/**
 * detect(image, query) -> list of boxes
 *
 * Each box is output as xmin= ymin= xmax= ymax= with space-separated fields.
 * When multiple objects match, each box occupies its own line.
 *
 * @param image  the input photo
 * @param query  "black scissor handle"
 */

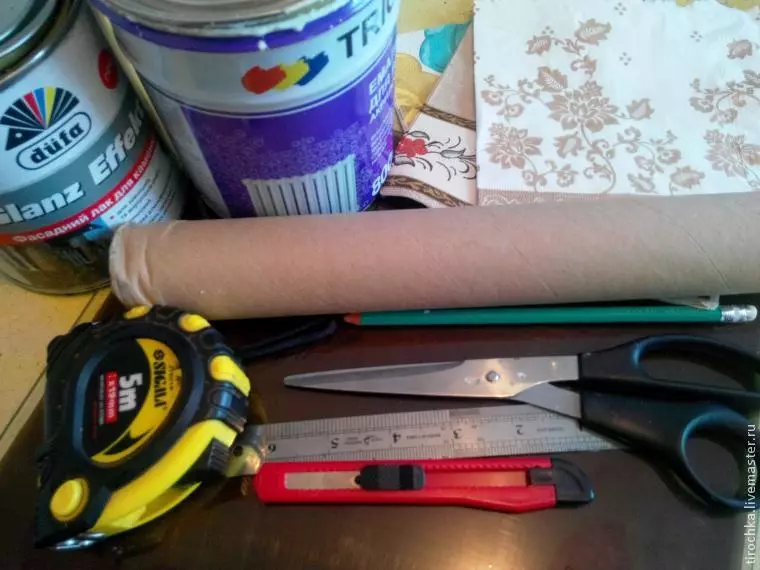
xmin=581 ymin=391 xmax=752 ymax=511
xmin=578 ymin=335 xmax=760 ymax=413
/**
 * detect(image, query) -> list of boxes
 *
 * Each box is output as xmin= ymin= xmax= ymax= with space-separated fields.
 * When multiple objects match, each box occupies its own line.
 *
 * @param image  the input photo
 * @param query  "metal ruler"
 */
xmin=262 ymin=404 xmax=618 ymax=462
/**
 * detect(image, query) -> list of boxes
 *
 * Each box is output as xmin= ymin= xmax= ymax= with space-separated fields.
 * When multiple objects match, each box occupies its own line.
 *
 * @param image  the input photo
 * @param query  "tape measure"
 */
xmin=35 ymin=305 xmax=256 ymax=550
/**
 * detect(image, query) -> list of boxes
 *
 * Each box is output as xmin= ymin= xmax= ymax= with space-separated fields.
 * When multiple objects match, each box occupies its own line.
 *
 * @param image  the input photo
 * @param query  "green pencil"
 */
xmin=344 ymin=304 xmax=758 ymax=327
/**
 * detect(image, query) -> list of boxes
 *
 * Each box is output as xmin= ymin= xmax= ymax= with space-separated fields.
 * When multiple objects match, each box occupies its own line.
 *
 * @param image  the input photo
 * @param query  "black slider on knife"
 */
xmin=357 ymin=464 xmax=425 ymax=491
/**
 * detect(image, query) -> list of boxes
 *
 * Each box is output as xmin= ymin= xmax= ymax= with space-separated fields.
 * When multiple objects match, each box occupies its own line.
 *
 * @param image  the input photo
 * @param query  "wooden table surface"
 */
xmin=2 ymin=303 xmax=758 ymax=570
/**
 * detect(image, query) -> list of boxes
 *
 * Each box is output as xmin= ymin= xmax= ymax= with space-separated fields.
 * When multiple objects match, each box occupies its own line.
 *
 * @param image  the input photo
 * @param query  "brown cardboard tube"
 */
xmin=110 ymin=193 xmax=760 ymax=319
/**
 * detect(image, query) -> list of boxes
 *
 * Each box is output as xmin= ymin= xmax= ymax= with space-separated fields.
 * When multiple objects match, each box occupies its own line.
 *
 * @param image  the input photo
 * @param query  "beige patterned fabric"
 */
xmin=474 ymin=0 xmax=760 ymax=205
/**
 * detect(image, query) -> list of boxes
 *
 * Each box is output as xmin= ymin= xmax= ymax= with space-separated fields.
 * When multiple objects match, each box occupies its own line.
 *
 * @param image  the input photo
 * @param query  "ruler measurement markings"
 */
xmin=261 ymin=405 xmax=619 ymax=463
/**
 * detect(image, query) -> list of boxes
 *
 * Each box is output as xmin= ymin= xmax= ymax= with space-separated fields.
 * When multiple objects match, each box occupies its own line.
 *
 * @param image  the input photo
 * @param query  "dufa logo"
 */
xmin=0 ymin=87 xmax=91 ymax=170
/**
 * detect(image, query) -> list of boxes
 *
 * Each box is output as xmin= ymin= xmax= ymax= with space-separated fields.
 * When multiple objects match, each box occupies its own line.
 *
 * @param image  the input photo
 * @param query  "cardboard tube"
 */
xmin=110 ymin=193 xmax=760 ymax=319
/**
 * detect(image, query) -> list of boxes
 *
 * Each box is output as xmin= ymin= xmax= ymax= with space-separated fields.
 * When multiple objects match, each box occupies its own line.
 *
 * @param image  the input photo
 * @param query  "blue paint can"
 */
xmin=91 ymin=0 xmax=400 ymax=217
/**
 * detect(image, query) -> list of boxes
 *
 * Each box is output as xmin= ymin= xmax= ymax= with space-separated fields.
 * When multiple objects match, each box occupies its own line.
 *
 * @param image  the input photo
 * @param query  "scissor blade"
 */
xmin=511 ymin=383 xmax=582 ymax=420
xmin=284 ymin=356 xmax=579 ymax=399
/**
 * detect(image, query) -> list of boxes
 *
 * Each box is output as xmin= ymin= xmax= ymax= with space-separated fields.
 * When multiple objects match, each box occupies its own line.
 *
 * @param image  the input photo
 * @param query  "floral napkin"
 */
xmin=474 ymin=0 xmax=760 ymax=205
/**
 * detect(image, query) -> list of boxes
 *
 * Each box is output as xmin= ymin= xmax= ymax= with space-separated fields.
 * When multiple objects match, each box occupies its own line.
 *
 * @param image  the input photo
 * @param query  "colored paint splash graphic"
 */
xmin=241 ymin=52 xmax=329 ymax=94
xmin=0 ymin=87 xmax=79 ymax=150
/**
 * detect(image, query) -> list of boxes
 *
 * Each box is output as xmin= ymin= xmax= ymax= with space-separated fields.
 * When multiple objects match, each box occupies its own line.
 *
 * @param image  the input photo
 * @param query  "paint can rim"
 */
xmin=90 ymin=0 xmax=358 ymax=39
xmin=0 ymin=0 xmax=81 ymax=90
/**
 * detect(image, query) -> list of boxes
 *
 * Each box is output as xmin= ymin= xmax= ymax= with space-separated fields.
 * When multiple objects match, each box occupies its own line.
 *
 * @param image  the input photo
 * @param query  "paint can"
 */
xmin=91 ymin=0 xmax=399 ymax=218
xmin=0 ymin=0 xmax=185 ymax=293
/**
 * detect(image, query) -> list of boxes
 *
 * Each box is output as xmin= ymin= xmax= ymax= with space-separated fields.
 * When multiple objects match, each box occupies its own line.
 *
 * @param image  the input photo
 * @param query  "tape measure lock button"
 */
xmin=50 ymin=479 xmax=89 ymax=522
xmin=209 ymin=355 xmax=251 ymax=397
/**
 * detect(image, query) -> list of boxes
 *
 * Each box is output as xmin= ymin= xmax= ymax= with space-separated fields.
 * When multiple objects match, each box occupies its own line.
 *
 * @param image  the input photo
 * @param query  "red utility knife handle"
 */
xmin=253 ymin=456 xmax=593 ymax=513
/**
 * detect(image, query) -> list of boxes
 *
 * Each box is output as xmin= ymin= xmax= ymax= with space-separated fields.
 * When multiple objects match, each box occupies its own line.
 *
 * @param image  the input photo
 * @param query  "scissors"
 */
xmin=285 ymin=334 xmax=760 ymax=511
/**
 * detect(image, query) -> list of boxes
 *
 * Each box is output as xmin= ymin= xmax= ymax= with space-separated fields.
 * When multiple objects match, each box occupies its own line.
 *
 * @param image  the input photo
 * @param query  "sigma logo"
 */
xmin=0 ymin=87 xmax=91 ymax=170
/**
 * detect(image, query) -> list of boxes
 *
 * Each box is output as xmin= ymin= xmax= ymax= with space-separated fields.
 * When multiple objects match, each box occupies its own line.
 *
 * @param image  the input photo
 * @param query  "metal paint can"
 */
xmin=0 ymin=0 xmax=185 ymax=293
xmin=91 ymin=0 xmax=399 ymax=218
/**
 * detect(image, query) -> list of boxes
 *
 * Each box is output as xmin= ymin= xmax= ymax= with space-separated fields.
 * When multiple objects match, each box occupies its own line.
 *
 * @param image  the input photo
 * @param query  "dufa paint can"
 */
xmin=91 ymin=0 xmax=399 ymax=218
xmin=0 ymin=0 xmax=185 ymax=293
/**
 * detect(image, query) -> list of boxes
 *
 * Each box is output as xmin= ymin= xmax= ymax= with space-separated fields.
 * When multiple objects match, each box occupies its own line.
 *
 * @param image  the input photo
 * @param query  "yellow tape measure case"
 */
xmin=35 ymin=306 xmax=251 ymax=549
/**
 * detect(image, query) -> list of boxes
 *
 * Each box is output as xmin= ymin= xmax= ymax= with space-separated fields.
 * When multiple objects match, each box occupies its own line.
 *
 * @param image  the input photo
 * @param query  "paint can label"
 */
xmin=0 ymin=8 xmax=184 ymax=291
xmin=108 ymin=0 xmax=398 ymax=217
